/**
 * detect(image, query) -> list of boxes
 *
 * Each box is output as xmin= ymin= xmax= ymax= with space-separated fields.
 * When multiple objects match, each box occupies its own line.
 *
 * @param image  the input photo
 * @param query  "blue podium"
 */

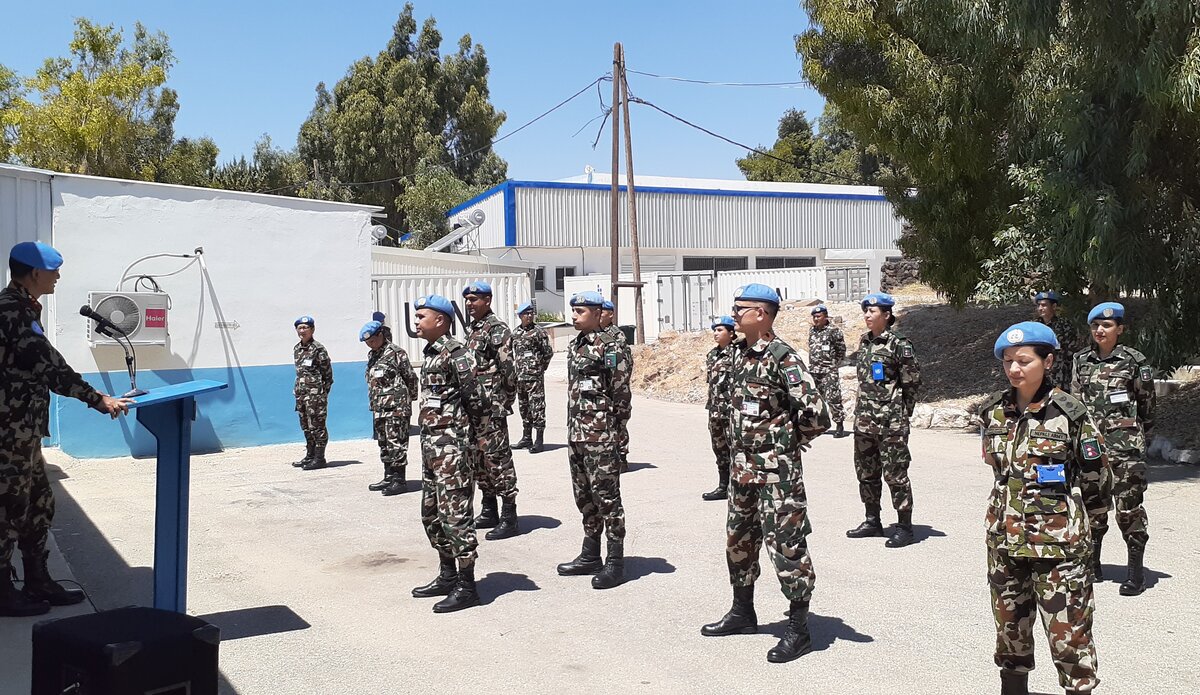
xmin=127 ymin=380 xmax=227 ymax=613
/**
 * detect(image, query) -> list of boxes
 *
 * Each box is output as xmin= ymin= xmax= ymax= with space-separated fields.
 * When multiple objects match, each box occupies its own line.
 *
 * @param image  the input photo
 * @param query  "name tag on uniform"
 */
xmin=741 ymin=401 xmax=761 ymax=417
xmin=578 ymin=378 xmax=596 ymax=392
xmin=303 ymin=359 xmax=314 ymax=367
xmin=871 ymin=362 xmax=885 ymax=381
xmin=1036 ymin=464 xmax=1066 ymax=484
xmin=426 ymin=396 xmax=441 ymax=409
xmin=1109 ymin=391 xmax=1131 ymax=404
xmin=370 ymin=367 xmax=386 ymax=378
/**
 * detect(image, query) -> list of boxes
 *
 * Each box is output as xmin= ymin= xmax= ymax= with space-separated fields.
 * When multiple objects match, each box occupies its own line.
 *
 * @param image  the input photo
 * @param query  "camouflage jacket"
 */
xmin=853 ymin=329 xmax=921 ymax=435
xmin=512 ymin=323 xmax=554 ymax=381
xmin=705 ymin=344 xmax=735 ymax=416
xmin=566 ymin=329 xmax=632 ymax=444
xmin=807 ymin=323 xmax=846 ymax=374
xmin=419 ymin=334 xmax=483 ymax=487
xmin=0 ymin=283 xmax=104 ymax=437
xmin=1071 ymin=344 xmax=1155 ymax=453
xmin=730 ymin=336 xmax=830 ymax=486
xmin=466 ymin=312 xmax=517 ymax=415
xmin=366 ymin=341 xmax=418 ymax=418
xmin=605 ymin=324 xmax=627 ymax=346
xmin=294 ymin=339 xmax=333 ymax=400
xmin=980 ymin=386 xmax=1112 ymax=559
xmin=1036 ymin=315 xmax=1079 ymax=385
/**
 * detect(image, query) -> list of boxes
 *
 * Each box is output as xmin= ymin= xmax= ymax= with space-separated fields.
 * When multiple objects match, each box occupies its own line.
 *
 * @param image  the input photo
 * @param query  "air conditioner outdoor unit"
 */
xmin=86 ymin=291 xmax=169 ymax=347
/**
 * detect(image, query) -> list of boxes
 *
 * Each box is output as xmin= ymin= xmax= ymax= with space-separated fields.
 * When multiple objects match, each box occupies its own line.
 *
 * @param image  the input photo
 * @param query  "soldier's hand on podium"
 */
xmin=97 ymin=394 xmax=134 ymax=418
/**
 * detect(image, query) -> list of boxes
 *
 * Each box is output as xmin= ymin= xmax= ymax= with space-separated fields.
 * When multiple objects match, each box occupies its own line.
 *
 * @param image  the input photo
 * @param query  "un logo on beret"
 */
xmin=868 ymin=297 xmax=878 ymax=305
xmin=1103 ymin=308 xmax=1114 ymax=318
xmin=735 ymin=285 xmax=746 ymax=297
xmin=416 ymin=296 xmax=428 ymax=307
xmin=1007 ymin=328 xmax=1024 ymax=344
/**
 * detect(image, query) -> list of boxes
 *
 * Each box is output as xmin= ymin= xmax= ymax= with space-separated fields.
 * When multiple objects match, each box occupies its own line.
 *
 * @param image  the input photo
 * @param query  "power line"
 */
xmin=627 ymin=68 xmax=811 ymax=89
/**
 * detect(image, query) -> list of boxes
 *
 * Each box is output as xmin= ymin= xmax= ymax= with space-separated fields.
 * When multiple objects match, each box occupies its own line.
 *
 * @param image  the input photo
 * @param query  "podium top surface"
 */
xmin=128 ymin=380 xmax=228 ymax=409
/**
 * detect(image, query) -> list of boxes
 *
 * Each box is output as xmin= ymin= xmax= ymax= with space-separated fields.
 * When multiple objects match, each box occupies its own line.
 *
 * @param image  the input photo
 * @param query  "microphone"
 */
xmin=79 ymin=305 xmax=124 ymax=335
xmin=79 ymin=305 xmax=147 ymax=397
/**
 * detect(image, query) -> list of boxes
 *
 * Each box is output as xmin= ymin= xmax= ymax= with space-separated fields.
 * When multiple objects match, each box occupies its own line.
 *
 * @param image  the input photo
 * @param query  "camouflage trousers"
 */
xmin=296 ymin=395 xmax=329 ymax=448
xmin=853 ymin=431 xmax=914 ymax=512
xmin=988 ymin=546 xmax=1098 ymax=692
xmin=470 ymin=415 xmax=519 ymax=499
xmin=0 ymin=436 xmax=54 ymax=572
xmin=811 ymin=371 xmax=845 ymax=423
xmin=708 ymin=415 xmax=731 ymax=476
xmin=1090 ymin=449 xmax=1149 ymax=552
xmin=516 ymin=378 xmax=547 ymax=430
xmin=568 ymin=441 xmax=626 ymax=543
xmin=373 ymin=414 xmax=410 ymax=471
xmin=726 ymin=480 xmax=815 ymax=602
xmin=618 ymin=417 xmax=630 ymax=457
xmin=420 ymin=457 xmax=477 ymax=570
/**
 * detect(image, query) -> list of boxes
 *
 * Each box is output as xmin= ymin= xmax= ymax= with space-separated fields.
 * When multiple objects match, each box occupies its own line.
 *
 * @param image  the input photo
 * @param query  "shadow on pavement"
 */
xmin=479 ymin=571 xmax=539 ymax=604
xmin=625 ymin=556 xmax=676 ymax=582
xmin=761 ymin=612 xmax=874 ymax=652
xmin=908 ymin=524 xmax=948 ymax=543
xmin=623 ymin=462 xmax=657 ymax=473
xmin=315 ymin=459 xmax=364 ymax=469
xmin=1148 ymin=460 xmax=1200 ymax=483
xmin=515 ymin=514 xmax=562 ymax=535
xmin=196 ymin=605 xmax=311 ymax=641
xmin=1098 ymin=563 xmax=1171 ymax=590
xmin=520 ymin=443 xmax=568 ymax=454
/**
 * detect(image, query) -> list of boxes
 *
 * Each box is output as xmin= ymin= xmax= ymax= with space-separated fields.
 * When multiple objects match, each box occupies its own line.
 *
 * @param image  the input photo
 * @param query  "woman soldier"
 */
xmin=981 ymin=322 xmax=1111 ymax=695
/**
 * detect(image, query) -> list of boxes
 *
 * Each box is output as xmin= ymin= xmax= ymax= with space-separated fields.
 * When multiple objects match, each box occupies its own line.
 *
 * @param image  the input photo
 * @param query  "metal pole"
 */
xmin=619 ymin=45 xmax=645 ymax=345
xmin=609 ymin=43 xmax=622 ymax=313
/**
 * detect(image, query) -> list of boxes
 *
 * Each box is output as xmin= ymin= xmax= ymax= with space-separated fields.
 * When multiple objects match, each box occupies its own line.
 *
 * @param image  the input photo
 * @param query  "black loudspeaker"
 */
xmin=31 ymin=606 xmax=220 ymax=695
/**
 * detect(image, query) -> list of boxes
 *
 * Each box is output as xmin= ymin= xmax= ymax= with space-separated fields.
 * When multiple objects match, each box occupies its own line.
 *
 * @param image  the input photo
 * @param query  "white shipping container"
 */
xmin=372 ymin=273 xmax=532 ymax=364
xmin=715 ymin=268 xmax=827 ymax=313
xmin=372 ymin=246 xmax=534 ymax=277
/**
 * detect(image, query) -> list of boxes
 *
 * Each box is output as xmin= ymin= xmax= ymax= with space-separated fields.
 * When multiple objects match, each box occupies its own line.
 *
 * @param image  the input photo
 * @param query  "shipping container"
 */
xmin=715 ymin=268 xmax=826 ymax=312
xmin=372 ymin=246 xmax=534 ymax=277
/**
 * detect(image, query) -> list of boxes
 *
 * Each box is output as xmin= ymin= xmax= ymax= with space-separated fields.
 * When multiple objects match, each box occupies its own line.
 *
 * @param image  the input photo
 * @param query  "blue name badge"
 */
xmin=871 ymin=361 xmax=885 ymax=381
xmin=1036 ymin=464 xmax=1066 ymax=485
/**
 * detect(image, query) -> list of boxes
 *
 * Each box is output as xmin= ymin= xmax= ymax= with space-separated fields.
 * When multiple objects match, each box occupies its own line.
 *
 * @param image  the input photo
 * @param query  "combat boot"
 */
xmin=766 ymin=600 xmax=813 ymax=663
xmin=834 ymin=421 xmax=847 ymax=438
xmin=433 ymin=566 xmax=480 ymax=613
xmin=368 ymin=463 xmax=392 ymax=492
xmin=512 ymin=427 xmax=532 ymax=449
xmin=1119 ymin=545 xmax=1146 ymax=596
xmin=999 ymin=669 xmax=1029 ymax=695
xmin=1092 ymin=536 xmax=1104 ymax=581
xmin=486 ymin=499 xmax=520 ymax=540
xmin=530 ymin=429 xmax=545 ymax=453
xmin=1 ymin=569 xmax=50 ymax=617
xmin=381 ymin=466 xmax=409 ymax=496
xmin=885 ymin=510 xmax=915 ymax=548
xmin=620 ymin=453 xmax=629 ymax=475
xmin=591 ymin=540 xmax=625 ymax=590
xmin=846 ymin=505 xmax=885 ymax=538
xmin=301 ymin=445 xmax=327 ymax=470
xmin=20 ymin=553 xmax=85 ymax=606
xmin=412 ymin=556 xmax=457 ymax=598
xmin=475 ymin=496 xmax=499 ymax=529
xmin=701 ymin=470 xmax=729 ymax=501
xmin=557 ymin=536 xmax=603 ymax=576
xmin=701 ymin=585 xmax=757 ymax=636
xmin=292 ymin=440 xmax=313 ymax=468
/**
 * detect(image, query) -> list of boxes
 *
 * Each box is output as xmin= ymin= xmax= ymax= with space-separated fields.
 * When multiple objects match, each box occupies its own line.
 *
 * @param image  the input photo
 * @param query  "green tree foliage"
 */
xmin=298 ymin=3 xmax=507 ymax=245
xmin=737 ymin=105 xmax=891 ymax=185
xmin=798 ymin=1 xmax=1200 ymax=367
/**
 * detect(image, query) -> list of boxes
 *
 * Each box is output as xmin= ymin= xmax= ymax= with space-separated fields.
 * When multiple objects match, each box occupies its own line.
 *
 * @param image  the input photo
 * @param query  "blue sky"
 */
xmin=3 ymin=1 xmax=826 ymax=181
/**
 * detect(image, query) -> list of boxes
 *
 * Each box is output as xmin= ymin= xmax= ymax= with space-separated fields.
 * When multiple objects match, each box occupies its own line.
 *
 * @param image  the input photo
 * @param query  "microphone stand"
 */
xmin=95 ymin=323 xmax=148 ymax=397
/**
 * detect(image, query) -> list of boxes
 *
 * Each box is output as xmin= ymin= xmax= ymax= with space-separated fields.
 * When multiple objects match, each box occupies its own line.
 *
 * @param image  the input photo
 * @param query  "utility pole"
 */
xmin=609 ymin=43 xmax=622 ymax=313
xmin=619 ymin=44 xmax=645 ymax=345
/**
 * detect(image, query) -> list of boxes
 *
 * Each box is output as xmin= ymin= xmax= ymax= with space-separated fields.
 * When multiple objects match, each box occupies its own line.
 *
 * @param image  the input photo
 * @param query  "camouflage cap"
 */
xmin=994 ymin=321 xmax=1059 ymax=359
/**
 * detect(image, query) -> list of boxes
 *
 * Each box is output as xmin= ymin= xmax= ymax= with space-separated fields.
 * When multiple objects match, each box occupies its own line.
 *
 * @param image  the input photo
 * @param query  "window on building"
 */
xmin=756 ymin=256 xmax=817 ymax=269
xmin=555 ymin=266 xmax=576 ymax=291
xmin=682 ymin=256 xmax=749 ymax=272
xmin=535 ymin=267 xmax=545 ymax=291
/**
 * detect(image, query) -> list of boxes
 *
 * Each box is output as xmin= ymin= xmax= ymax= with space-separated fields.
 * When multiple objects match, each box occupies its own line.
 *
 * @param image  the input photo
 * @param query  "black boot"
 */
xmin=512 ymin=428 xmax=532 ymax=450
xmin=411 ymin=556 xmax=457 ymax=598
xmin=846 ymin=505 xmax=885 ymax=538
xmin=301 ymin=444 xmax=327 ymax=470
xmin=702 ymin=470 xmax=730 ymax=501
xmin=834 ymin=421 xmax=847 ymax=438
xmin=486 ymin=499 xmax=520 ymax=540
xmin=886 ymin=510 xmax=915 ymax=548
xmin=433 ymin=565 xmax=480 ymax=613
xmin=1119 ymin=545 xmax=1146 ymax=596
xmin=20 ymin=554 xmax=85 ymax=606
xmin=619 ymin=453 xmax=629 ymax=475
xmin=1092 ymin=535 xmax=1105 ymax=581
xmin=381 ymin=466 xmax=409 ymax=496
xmin=475 ymin=496 xmax=499 ymax=529
xmin=530 ymin=429 xmax=544 ymax=454
xmin=766 ymin=600 xmax=813 ymax=663
xmin=592 ymin=540 xmax=625 ymax=590
xmin=701 ymin=585 xmax=758 ymax=636
xmin=1 ymin=569 xmax=50 ymax=617
xmin=557 ymin=536 xmax=603 ymax=576
xmin=368 ymin=463 xmax=391 ymax=492
xmin=999 ymin=669 xmax=1029 ymax=695
xmin=292 ymin=440 xmax=313 ymax=468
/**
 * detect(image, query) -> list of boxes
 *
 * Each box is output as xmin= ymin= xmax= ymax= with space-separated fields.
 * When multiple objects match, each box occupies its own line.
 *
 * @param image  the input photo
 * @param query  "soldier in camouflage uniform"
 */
xmin=409 ymin=294 xmax=487 ymax=613
xmin=702 ymin=315 xmax=737 ymax=501
xmin=600 ymin=300 xmax=632 ymax=471
xmin=511 ymin=301 xmax=554 ymax=454
xmin=701 ymin=284 xmax=830 ymax=665
xmin=983 ymin=321 xmax=1111 ymax=695
xmin=292 ymin=316 xmax=334 ymax=471
xmin=807 ymin=304 xmax=847 ymax=437
xmin=847 ymin=292 xmax=922 ymax=548
xmin=2 ymin=242 xmax=132 ymax=617
xmin=1071 ymin=301 xmax=1155 ymax=596
xmin=361 ymin=319 xmax=418 ymax=496
xmin=1034 ymin=291 xmax=1080 ymax=388
xmin=462 ymin=281 xmax=521 ymax=540
xmin=556 ymin=291 xmax=632 ymax=590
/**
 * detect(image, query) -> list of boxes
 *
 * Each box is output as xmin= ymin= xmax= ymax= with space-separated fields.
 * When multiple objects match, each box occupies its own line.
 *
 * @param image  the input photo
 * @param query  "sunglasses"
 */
xmin=731 ymin=305 xmax=762 ymax=315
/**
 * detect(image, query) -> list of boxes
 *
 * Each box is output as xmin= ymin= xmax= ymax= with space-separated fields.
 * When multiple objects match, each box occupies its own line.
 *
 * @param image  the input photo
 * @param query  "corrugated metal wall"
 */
xmin=0 ymin=167 xmax=53 ymax=281
xmin=372 ymin=246 xmax=531 ymax=277
xmin=563 ymin=272 xmax=717 ymax=343
xmin=447 ymin=188 xmax=507 ymax=248
xmin=715 ymin=268 xmax=826 ymax=311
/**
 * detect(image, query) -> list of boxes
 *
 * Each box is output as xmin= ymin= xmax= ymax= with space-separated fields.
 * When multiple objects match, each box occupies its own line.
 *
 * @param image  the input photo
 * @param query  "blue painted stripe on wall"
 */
xmin=53 ymin=362 xmax=372 ymax=458
xmin=504 ymin=184 xmax=517 ymax=247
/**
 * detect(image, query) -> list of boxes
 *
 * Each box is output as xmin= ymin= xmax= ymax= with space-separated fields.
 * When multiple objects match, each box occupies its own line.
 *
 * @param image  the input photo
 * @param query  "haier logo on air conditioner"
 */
xmin=86 ymin=292 xmax=170 ymax=347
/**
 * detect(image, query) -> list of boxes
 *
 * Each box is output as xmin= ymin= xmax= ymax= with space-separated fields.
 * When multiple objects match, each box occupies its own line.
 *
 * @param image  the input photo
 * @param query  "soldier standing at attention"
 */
xmin=462 ymin=281 xmax=521 ymax=540
xmin=1072 ymin=302 xmax=1154 ymax=596
xmin=702 ymin=315 xmax=737 ymax=501
xmin=2 ymin=241 xmax=132 ymax=617
xmin=1033 ymin=291 xmax=1079 ymax=387
xmin=807 ymin=304 xmax=848 ymax=438
xmin=846 ymin=292 xmax=922 ymax=547
xmin=556 ymin=291 xmax=631 ymax=590
xmin=292 ymin=315 xmax=333 ymax=471
xmin=701 ymin=284 xmax=830 ymax=664
xmin=511 ymin=302 xmax=554 ymax=454
xmin=600 ymin=299 xmax=632 ymax=471
xmin=409 ymin=295 xmax=485 ymax=613
xmin=983 ymin=322 xmax=1110 ymax=695
xmin=361 ymin=320 xmax=418 ymax=496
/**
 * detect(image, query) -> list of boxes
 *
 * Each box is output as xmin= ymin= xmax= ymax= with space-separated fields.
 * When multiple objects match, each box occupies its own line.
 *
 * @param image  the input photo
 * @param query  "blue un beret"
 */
xmin=811 ymin=304 xmax=829 ymax=315
xmin=994 ymin=321 xmax=1060 ymax=360
xmin=1034 ymin=291 xmax=1060 ymax=304
xmin=712 ymin=315 xmax=735 ymax=330
xmin=294 ymin=315 xmax=315 ymax=327
xmin=415 ymin=294 xmax=455 ymax=317
xmin=601 ymin=299 xmax=615 ymax=311
xmin=360 ymin=320 xmax=383 ymax=342
xmin=10 ymin=241 xmax=64 ymax=271
xmin=463 ymin=281 xmax=492 ymax=297
xmin=734 ymin=283 xmax=780 ymax=306
xmin=1088 ymin=302 xmax=1125 ymax=324
xmin=861 ymin=292 xmax=896 ymax=310
xmin=518 ymin=301 xmax=535 ymax=315
xmin=570 ymin=291 xmax=605 ymax=307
